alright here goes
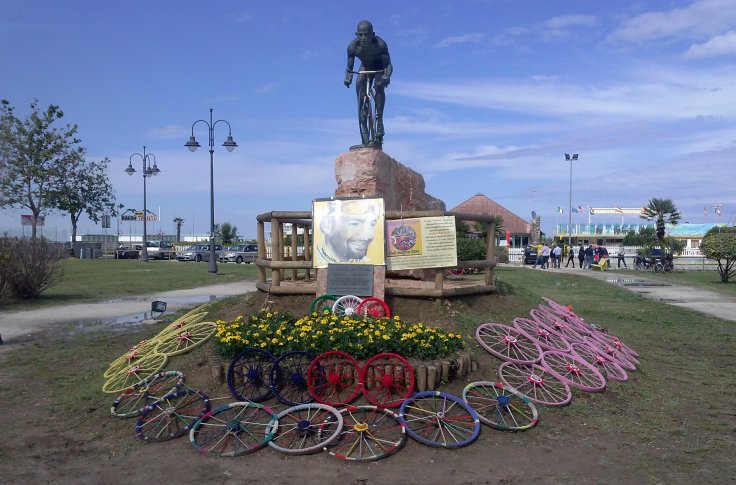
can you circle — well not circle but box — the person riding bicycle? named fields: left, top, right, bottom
left=344, top=20, right=393, bottom=147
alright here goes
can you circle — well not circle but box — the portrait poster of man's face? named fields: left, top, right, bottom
left=312, top=197, right=385, bottom=268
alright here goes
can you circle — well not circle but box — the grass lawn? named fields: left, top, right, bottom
left=0, top=266, right=733, bottom=482
left=1, top=258, right=259, bottom=310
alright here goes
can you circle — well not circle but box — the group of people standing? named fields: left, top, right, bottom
left=532, top=243, right=563, bottom=269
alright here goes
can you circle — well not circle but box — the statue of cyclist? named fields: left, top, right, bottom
left=344, top=20, right=393, bottom=148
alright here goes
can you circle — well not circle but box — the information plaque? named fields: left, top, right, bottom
left=327, top=264, right=374, bottom=296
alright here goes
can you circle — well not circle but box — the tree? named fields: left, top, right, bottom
left=173, top=217, right=184, bottom=242
left=51, top=153, right=117, bottom=247
left=220, top=222, right=238, bottom=246
left=0, top=99, right=82, bottom=238
left=700, top=225, right=736, bottom=283
left=641, top=198, right=681, bottom=241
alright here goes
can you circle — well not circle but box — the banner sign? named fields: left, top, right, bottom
left=21, top=215, right=44, bottom=226
left=385, top=216, right=457, bottom=271
left=121, top=211, right=156, bottom=221
left=327, top=264, right=374, bottom=296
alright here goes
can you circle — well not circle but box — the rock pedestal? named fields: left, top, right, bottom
left=335, top=148, right=445, bottom=212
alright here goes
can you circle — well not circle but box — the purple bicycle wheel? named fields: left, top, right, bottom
left=570, top=342, right=628, bottom=382
left=498, top=361, right=572, bottom=407
left=475, top=323, right=543, bottom=364
left=541, top=350, right=607, bottom=393
left=513, top=317, right=572, bottom=353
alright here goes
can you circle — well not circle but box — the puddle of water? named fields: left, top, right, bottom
left=605, top=277, right=671, bottom=287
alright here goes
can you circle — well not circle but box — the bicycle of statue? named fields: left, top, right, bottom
left=349, top=69, right=385, bottom=148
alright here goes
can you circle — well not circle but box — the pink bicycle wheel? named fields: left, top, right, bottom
left=513, top=317, right=572, bottom=353
left=530, top=308, right=586, bottom=344
left=538, top=304, right=592, bottom=336
left=586, top=330, right=640, bottom=365
left=584, top=337, right=637, bottom=371
left=541, top=350, right=606, bottom=392
left=360, top=353, right=415, bottom=408
left=475, top=323, right=542, bottom=364
left=570, top=343, right=628, bottom=382
left=498, top=362, right=572, bottom=407
left=307, top=351, right=362, bottom=406
left=357, top=297, right=391, bottom=319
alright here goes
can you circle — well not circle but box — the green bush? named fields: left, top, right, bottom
left=457, top=237, right=486, bottom=261
left=0, top=237, right=65, bottom=299
left=700, top=226, right=736, bottom=283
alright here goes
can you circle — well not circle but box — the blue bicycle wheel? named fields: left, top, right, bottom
left=227, top=348, right=276, bottom=402
left=399, top=391, right=480, bottom=448
left=270, top=351, right=315, bottom=405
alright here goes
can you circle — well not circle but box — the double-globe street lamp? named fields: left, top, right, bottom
left=125, top=146, right=161, bottom=262
left=185, top=108, right=238, bottom=274
left=565, top=153, right=578, bottom=249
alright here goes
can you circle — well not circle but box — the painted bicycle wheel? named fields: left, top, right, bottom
left=462, top=381, right=539, bottom=431
left=111, top=370, right=185, bottom=418
left=332, top=295, right=363, bottom=317
left=530, top=308, right=586, bottom=344
left=584, top=337, right=637, bottom=372
left=498, top=361, right=572, bottom=407
left=475, top=323, right=543, bottom=364
left=541, top=350, right=607, bottom=392
left=356, top=297, right=391, bottom=319
left=328, top=405, right=406, bottom=462
left=154, top=321, right=217, bottom=357
left=189, top=401, right=278, bottom=457
left=103, top=338, right=160, bottom=379
left=360, top=353, right=415, bottom=408
left=399, top=391, right=481, bottom=448
left=267, top=403, right=344, bottom=455
left=136, top=389, right=210, bottom=442
left=538, top=303, right=593, bottom=336
left=227, top=348, right=276, bottom=402
left=271, top=351, right=314, bottom=405
left=102, top=352, right=168, bottom=394
left=309, top=295, right=338, bottom=315
left=448, top=268, right=465, bottom=276
left=570, top=343, right=628, bottom=382
left=158, top=311, right=208, bottom=337
left=307, top=351, right=362, bottom=406
left=512, top=317, right=572, bottom=353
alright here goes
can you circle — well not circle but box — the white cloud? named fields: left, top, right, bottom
left=683, top=30, right=736, bottom=58
left=254, top=83, right=277, bottom=94
left=544, top=14, right=596, bottom=30
left=147, top=124, right=188, bottom=139
left=434, top=33, right=484, bottom=49
left=610, top=0, right=736, bottom=43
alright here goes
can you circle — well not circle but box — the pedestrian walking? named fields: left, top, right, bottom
left=577, top=244, right=585, bottom=268
left=566, top=246, right=575, bottom=268
left=584, top=244, right=594, bottom=269
left=552, top=245, right=562, bottom=268
left=532, top=242, right=543, bottom=268
left=541, top=243, right=551, bottom=269
left=617, top=244, right=627, bottom=269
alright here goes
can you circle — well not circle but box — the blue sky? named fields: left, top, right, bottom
left=1, top=0, right=735, bottom=241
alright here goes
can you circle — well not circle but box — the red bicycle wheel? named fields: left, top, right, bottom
left=498, top=362, right=572, bottom=407
left=360, top=353, right=415, bottom=408
left=512, top=317, right=572, bottom=353
left=475, top=323, right=542, bottom=364
left=357, top=297, right=391, bottom=319
left=541, top=350, right=607, bottom=393
left=307, top=351, right=362, bottom=406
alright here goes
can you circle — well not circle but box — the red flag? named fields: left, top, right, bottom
left=505, top=230, right=511, bottom=245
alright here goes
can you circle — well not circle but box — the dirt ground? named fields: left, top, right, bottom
left=0, top=289, right=732, bottom=485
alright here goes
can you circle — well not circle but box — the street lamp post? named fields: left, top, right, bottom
left=185, top=108, right=238, bottom=274
left=565, top=153, right=578, bottom=249
left=125, top=147, right=161, bottom=262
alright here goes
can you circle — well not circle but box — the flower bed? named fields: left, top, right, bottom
left=214, top=309, right=465, bottom=361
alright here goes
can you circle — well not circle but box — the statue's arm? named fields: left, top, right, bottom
left=378, top=38, right=393, bottom=84
left=344, top=42, right=356, bottom=87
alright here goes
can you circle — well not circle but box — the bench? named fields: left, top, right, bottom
left=592, top=258, right=609, bottom=271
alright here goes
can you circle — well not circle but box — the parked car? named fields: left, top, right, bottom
left=115, top=245, right=139, bottom=259
left=523, top=246, right=539, bottom=265
left=176, top=243, right=222, bottom=262
left=145, top=240, right=176, bottom=260
left=219, top=244, right=258, bottom=264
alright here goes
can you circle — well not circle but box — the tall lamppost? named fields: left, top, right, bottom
left=125, top=147, right=161, bottom=262
left=565, top=153, right=578, bottom=249
left=185, top=108, right=238, bottom=274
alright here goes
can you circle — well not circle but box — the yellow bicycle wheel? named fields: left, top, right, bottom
left=157, top=312, right=208, bottom=339
left=102, top=353, right=168, bottom=394
left=154, top=322, right=217, bottom=357
left=103, top=338, right=161, bottom=379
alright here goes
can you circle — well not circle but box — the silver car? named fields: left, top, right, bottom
left=176, top=243, right=222, bottom=262
left=220, top=244, right=258, bottom=264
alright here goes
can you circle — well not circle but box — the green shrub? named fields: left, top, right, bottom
left=457, top=237, right=486, bottom=262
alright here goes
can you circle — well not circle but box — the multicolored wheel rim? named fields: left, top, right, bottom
left=462, top=381, right=539, bottom=431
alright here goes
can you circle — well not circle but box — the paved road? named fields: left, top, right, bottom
left=0, top=281, right=256, bottom=344
left=523, top=265, right=736, bottom=322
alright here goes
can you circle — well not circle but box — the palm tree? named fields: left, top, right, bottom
left=173, top=217, right=184, bottom=242
left=641, top=198, right=681, bottom=241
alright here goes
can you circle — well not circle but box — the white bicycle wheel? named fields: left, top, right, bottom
left=332, top=295, right=363, bottom=317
